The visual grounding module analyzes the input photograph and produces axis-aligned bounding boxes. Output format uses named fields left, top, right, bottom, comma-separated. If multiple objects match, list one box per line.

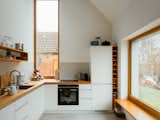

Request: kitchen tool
left=16, top=75, right=25, bottom=86
left=0, top=74, right=11, bottom=89
left=101, top=40, right=111, bottom=46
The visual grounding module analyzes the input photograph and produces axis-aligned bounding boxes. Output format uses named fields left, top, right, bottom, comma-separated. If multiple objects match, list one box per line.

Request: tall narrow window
left=130, top=29, right=160, bottom=112
left=36, top=0, right=59, bottom=79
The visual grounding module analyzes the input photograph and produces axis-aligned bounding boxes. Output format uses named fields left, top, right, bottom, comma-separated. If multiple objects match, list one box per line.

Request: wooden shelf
left=0, top=45, right=28, bottom=62
left=0, top=45, right=27, bottom=54
left=112, top=46, right=118, bottom=110
left=115, top=99, right=158, bottom=120
left=0, top=58, right=27, bottom=62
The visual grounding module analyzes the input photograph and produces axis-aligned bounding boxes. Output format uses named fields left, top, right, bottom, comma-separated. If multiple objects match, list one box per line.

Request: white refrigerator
left=90, top=46, right=112, bottom=110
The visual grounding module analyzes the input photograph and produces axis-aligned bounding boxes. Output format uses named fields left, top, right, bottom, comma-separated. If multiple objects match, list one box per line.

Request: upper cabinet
left=90, top=46, right=112, bottom=84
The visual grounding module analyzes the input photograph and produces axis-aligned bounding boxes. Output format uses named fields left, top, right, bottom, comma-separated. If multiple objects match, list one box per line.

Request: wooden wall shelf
left=0, top=45, right=28, bottom=62
left=0, top=58, right=27, bottom=62
left=112, top=46, right=118, bottom=110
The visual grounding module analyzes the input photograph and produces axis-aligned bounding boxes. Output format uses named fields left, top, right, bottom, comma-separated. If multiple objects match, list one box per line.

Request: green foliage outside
left=139, top=86, right=160, bottom=111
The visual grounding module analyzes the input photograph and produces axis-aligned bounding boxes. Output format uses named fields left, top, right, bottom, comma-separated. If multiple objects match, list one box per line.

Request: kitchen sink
left=19, top=85, right=34, bottom=90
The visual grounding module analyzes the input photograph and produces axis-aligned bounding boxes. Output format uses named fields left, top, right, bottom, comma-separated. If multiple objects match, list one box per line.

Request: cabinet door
left=0, top=103, right=16, bottom=120
left=29, top=86, right=44, bottom=120
left=79, top=85, right=92, bottom=110
left=90, top=47, right=112, bottom=84
left=44, top=85, right=58, bottom=111
left=92, top=84, right=112, bottom=110
left=15, top=95, right=30, bottom=120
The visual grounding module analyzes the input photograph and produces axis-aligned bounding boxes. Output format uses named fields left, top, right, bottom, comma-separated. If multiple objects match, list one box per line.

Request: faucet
left=10, top=70, right=21, bottom=87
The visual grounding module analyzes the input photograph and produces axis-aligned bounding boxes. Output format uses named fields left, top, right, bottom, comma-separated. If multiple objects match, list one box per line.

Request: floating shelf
left=0, top=45, right=28, bottom=62
left=0, top=58, right=27, bottom=62
left=0, top=45, right=27, bottom=54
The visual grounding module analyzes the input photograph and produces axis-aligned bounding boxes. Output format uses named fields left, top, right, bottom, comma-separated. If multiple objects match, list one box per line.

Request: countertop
left=0, top=79, right=91, bottom=109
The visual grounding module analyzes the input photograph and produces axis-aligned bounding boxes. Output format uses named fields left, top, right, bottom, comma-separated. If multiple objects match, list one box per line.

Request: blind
left=37, top=32, right=58, bottom=53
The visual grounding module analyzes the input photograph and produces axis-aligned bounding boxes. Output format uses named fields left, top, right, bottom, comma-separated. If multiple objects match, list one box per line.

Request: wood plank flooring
left=40, top=112, right=118, bottom=120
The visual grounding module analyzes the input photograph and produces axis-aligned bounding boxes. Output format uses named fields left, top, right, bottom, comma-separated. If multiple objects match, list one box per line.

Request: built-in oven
left=58, top=85, right=79, bottom=105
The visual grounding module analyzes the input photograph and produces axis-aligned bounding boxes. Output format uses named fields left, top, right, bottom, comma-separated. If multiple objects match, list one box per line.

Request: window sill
left=115, top=99, right=158, bottom=120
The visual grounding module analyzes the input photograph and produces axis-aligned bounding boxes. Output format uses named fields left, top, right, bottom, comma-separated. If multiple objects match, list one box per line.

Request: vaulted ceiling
left=90, top=0, right=132, bottom=22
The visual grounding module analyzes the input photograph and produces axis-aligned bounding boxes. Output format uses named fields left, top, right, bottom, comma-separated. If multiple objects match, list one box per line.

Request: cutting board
left=0, top=74, right=11, bottom=88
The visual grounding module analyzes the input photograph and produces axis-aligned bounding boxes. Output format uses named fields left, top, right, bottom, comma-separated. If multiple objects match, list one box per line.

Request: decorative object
left=90, top=36, right=102, bottom=46
left=90, top=40, right=99, bottom=46
left=101, top=40, right=111, bottom=46
left=1, top=35, right=15, bottom=48
left=15, top=43, right=24, bottom=51
left=32, top=70, right=43, bottom=81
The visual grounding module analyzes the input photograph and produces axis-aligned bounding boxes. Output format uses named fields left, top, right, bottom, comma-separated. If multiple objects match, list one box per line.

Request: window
left=35, top=0, right=59, bottom=79
left=129, top=26, right=160, bottom=116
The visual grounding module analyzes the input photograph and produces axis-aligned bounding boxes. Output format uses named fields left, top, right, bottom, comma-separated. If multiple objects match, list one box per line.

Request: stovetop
left=60, top=80, right=79, bottom=82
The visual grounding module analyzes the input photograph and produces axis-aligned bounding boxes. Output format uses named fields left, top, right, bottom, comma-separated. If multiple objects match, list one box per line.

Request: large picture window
left=129, top=26, right=160, bottom=116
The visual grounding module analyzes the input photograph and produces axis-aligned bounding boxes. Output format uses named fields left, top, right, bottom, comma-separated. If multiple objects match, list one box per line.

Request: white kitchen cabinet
left=90, top=46, right=113, bottom=111
left=0, top=86, right=44, bottom=120
left=44, top=85, right=58, bottom=112
left=90, top=46, right=112, bottom=84
left=79, top=85, right=92, bottom=110
left=0, top=102, right=16, bottom=120
left=92, top=84, right=112, bottom=110
left=29, top=86, right=44, bottom=120
left=15, top=94, right=30, bottom=120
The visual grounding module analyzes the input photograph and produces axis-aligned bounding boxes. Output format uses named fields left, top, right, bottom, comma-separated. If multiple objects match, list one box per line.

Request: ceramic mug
left=8, top=85, right=17, bottom=95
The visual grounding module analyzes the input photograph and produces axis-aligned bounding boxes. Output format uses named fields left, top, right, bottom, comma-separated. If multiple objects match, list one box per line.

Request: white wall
left=112, top=0, right=160, bottom=119
left=59, top=0, right=112, bottom=63
left=113, top=0, right=160, bottom=41
left=0, top=0, right=34, bottom=81
left=112, top=0, right=160, bottom=99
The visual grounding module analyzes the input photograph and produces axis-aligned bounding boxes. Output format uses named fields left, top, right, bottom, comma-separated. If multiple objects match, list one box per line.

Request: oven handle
left=58, top=86, right=79, bottom=89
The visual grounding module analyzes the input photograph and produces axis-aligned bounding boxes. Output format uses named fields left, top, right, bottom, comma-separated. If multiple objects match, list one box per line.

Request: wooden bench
left=115, top=99, right=158, bottom=120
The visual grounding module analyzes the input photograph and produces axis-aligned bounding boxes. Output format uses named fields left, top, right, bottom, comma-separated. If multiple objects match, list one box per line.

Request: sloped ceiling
left=90, top=0, right=131, bottom=22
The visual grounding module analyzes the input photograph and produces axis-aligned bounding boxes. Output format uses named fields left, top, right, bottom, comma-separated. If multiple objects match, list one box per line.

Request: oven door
left=58, top=85, right=79, bottom=105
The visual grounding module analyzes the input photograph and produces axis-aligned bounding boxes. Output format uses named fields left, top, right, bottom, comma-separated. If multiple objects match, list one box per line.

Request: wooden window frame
left=34, top=0, right=60, bottom=79
left=128, top=25, right=160, bottom=118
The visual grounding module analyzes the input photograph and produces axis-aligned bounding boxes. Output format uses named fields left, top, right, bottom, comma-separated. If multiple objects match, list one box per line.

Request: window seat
left=115, top=99, right=158, bottom=120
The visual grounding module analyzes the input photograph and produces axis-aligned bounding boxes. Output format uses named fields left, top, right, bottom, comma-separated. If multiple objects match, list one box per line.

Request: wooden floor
left=40, top=112, right=118, bottom=120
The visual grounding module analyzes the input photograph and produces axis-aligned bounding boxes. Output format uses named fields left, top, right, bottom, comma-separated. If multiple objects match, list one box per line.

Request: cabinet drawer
left=15, top=95, right=29, bottom=110
left=16, top=114, right=29, bottom=120
left=79, top=99, right=92, bottom=110
left=79, top=90, right=92, bottom=98
left=15, top=101, right=29, bottom=120
left=79, top=85, right=92, bottom=90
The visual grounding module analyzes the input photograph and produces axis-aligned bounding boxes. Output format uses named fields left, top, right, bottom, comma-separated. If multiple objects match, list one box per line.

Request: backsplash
left=60, top=63, right=90, bottom=80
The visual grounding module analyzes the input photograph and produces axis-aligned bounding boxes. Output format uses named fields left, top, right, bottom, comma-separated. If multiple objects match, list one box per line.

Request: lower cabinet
left=15, top=94, right=30, bottom=120
left=29, top=86, right=44, bottom=120
left=0, top=102, right=16, bottom=120
left=44, top=84, right=93, bottom=111
left=0, top=86, right=44, bottom=120
left=0, top=83, right=113, bottom=120
left=79, top=85, right=92, bottom=110
left=92, top=84, right=112, bottom=110
left=44, top=85, right=58, bottom=112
